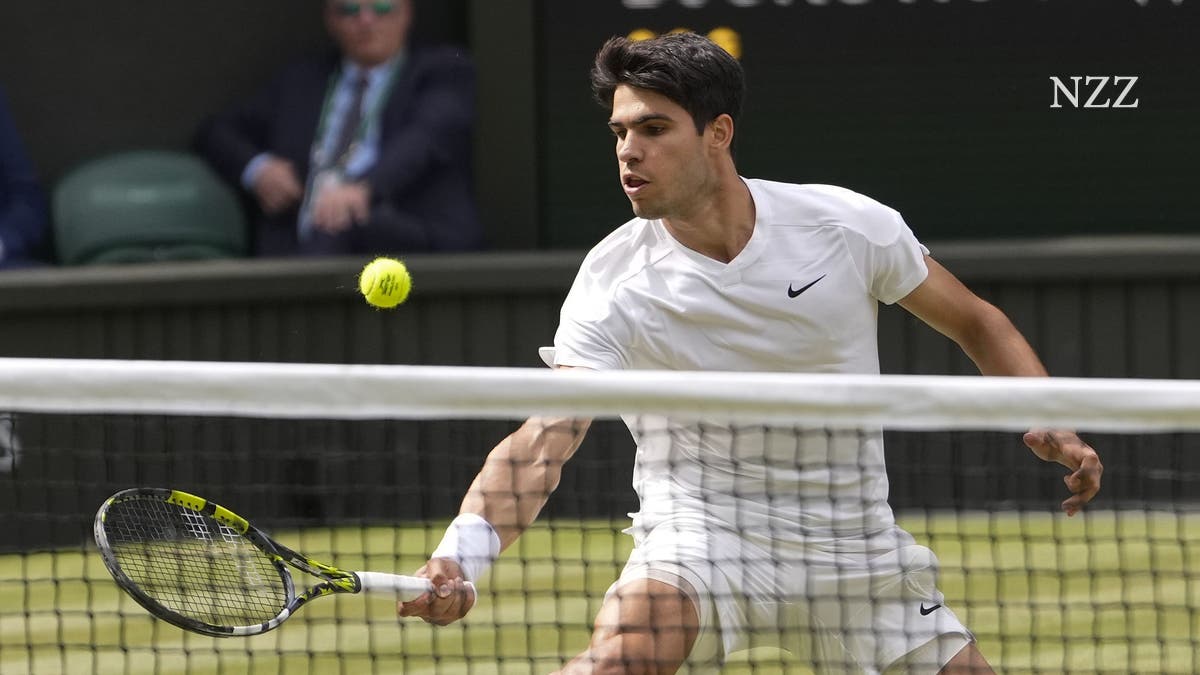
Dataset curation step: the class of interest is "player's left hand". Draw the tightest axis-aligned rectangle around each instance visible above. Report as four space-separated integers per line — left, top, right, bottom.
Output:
1023 429 1103 517
312 181 370 233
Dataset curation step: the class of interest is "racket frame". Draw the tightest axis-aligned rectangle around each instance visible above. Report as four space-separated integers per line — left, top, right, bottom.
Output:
94 487 435 637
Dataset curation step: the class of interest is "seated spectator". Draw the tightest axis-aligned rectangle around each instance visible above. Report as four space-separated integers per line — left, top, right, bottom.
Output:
0 85 49 270
198 0 482 257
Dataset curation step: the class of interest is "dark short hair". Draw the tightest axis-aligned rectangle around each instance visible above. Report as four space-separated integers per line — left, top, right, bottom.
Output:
590 32 745 135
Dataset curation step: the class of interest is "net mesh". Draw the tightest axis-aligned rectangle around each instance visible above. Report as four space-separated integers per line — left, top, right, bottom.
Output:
1 358 1199 674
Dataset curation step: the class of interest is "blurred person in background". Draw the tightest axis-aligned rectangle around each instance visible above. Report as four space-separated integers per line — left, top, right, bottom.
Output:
0 85 49 270
198 0 482 257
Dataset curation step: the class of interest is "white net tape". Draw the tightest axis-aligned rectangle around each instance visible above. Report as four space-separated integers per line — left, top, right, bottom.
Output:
0 357 1199 431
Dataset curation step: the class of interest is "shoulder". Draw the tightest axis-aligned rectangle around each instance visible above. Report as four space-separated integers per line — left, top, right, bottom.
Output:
747 179 908 246
562 218 668 317
576 218 667 289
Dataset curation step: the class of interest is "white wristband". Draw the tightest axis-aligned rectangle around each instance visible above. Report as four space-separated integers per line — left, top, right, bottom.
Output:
430 513 501 582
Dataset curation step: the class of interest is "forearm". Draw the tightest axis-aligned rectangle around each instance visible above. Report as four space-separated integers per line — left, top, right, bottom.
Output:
955 303 1048 378
460 416 591 550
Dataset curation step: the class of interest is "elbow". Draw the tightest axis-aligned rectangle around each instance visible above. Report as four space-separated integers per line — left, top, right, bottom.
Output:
955 301 1012 351
957 303 1043 376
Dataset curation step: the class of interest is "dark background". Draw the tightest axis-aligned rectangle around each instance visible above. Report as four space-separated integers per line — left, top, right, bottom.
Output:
539 0 1200 247
2 0 1197 252
0 0 468 185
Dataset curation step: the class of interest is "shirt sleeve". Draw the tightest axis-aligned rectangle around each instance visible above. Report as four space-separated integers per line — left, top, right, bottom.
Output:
870 211 929 305
840 194 929 305
549 260 631 371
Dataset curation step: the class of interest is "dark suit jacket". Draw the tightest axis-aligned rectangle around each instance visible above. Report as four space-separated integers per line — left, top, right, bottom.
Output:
198 45 482 256
0 86 48 268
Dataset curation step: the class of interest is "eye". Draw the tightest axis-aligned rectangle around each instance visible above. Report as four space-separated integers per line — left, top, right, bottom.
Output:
610 128 627 140
646 126 666 135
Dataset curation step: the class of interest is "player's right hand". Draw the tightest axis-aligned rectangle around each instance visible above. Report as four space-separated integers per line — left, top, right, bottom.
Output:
252 157 304 214
397 558 476 626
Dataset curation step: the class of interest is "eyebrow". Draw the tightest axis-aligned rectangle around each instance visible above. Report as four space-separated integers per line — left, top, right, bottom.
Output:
607 113 674 129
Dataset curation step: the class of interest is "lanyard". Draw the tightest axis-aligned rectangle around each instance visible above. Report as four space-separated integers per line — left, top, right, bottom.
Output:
310 56 403 172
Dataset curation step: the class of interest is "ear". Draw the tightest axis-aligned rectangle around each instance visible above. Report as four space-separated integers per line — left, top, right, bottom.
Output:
707 114 735 152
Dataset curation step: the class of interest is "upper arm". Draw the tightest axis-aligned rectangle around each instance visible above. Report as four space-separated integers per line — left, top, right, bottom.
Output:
899 255 1047 376
897 255 1004 345
549 362 595 437
509 365 594 457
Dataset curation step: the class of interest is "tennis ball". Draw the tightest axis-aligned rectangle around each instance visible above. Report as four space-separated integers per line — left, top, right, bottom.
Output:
358 257 411 309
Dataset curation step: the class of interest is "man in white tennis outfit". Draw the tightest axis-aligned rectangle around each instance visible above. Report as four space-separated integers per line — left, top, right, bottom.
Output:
400 33 1103 674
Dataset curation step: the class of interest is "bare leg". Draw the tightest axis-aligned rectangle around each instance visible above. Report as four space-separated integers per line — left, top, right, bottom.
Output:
552 578 700 675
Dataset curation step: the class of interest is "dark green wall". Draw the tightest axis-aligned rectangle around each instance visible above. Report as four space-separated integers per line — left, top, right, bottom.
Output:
0 1 1197 252
538 0 1200 247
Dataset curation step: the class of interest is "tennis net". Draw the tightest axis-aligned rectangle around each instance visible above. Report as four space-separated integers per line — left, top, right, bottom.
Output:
1 358 1198 674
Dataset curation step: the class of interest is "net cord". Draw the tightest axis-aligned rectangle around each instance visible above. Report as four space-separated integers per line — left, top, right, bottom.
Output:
0 357 1198 432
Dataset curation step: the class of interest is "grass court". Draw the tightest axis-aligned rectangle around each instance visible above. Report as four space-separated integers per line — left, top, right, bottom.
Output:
2 510 1197 674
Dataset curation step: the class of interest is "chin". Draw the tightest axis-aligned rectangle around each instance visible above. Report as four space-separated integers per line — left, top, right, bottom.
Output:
348 45 388 66
629 201 664 220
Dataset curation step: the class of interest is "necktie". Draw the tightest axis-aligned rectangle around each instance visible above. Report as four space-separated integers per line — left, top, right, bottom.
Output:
299 73 370 240
327 74 370 170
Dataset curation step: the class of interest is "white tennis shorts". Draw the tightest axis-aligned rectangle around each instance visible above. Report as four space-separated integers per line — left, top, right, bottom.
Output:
606 515 973 674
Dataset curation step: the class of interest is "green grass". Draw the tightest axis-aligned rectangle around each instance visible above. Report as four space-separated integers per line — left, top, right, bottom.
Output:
2 511 1198 674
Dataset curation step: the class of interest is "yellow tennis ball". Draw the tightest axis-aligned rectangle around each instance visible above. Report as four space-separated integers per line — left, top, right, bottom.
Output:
627 28 657 42
358 257 411 309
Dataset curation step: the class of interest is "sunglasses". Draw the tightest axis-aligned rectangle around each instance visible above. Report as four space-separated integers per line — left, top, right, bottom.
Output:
335 2 395 17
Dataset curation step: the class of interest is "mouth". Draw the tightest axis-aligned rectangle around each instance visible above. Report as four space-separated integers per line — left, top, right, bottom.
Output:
622 174 649 197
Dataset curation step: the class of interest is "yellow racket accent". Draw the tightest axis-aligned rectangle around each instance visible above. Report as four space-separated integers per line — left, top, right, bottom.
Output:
166 489 250 533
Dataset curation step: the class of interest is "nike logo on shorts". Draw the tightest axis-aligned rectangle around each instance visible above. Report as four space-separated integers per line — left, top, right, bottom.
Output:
920 603 942 616
787 275 826 298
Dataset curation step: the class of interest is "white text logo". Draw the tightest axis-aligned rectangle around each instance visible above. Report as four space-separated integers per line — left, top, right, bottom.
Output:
1049 76 1140 109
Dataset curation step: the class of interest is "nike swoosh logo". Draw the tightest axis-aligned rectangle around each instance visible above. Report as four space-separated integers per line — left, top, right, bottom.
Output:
787 275 826 298
920 603 942 616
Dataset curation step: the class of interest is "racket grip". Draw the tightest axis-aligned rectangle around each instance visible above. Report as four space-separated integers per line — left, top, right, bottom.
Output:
355 571 477 602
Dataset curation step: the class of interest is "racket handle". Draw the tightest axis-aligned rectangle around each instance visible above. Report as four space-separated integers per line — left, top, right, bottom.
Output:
355 571 477 602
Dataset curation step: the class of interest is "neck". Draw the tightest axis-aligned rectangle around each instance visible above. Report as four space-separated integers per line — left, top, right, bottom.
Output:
662 171 755 264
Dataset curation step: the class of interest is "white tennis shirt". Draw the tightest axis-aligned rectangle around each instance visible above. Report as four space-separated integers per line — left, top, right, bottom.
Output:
545 179 930 541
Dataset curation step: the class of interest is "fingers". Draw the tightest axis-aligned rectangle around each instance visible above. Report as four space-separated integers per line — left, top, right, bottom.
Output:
311 192 340 233
426 577 476 626
1025 429 1104 517
1022 429 1060 463
349 190 371 224
397 578 474 625
310 184 369 233
254 159 302 214
396 560 475 626
1061 451 1103 517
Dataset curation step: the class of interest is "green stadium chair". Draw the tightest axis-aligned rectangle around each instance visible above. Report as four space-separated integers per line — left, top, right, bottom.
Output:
52 150 248 265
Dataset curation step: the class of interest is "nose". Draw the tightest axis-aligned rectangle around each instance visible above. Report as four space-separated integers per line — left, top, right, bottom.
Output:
616 133 641 164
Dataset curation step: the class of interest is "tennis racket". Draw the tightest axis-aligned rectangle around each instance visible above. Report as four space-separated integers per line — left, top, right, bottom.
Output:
93 487 472 637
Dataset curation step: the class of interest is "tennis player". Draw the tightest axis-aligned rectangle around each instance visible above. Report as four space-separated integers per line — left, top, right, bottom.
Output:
401 33 1103 674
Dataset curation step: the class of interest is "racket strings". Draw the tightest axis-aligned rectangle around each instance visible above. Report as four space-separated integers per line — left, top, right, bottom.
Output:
103 498 288 627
